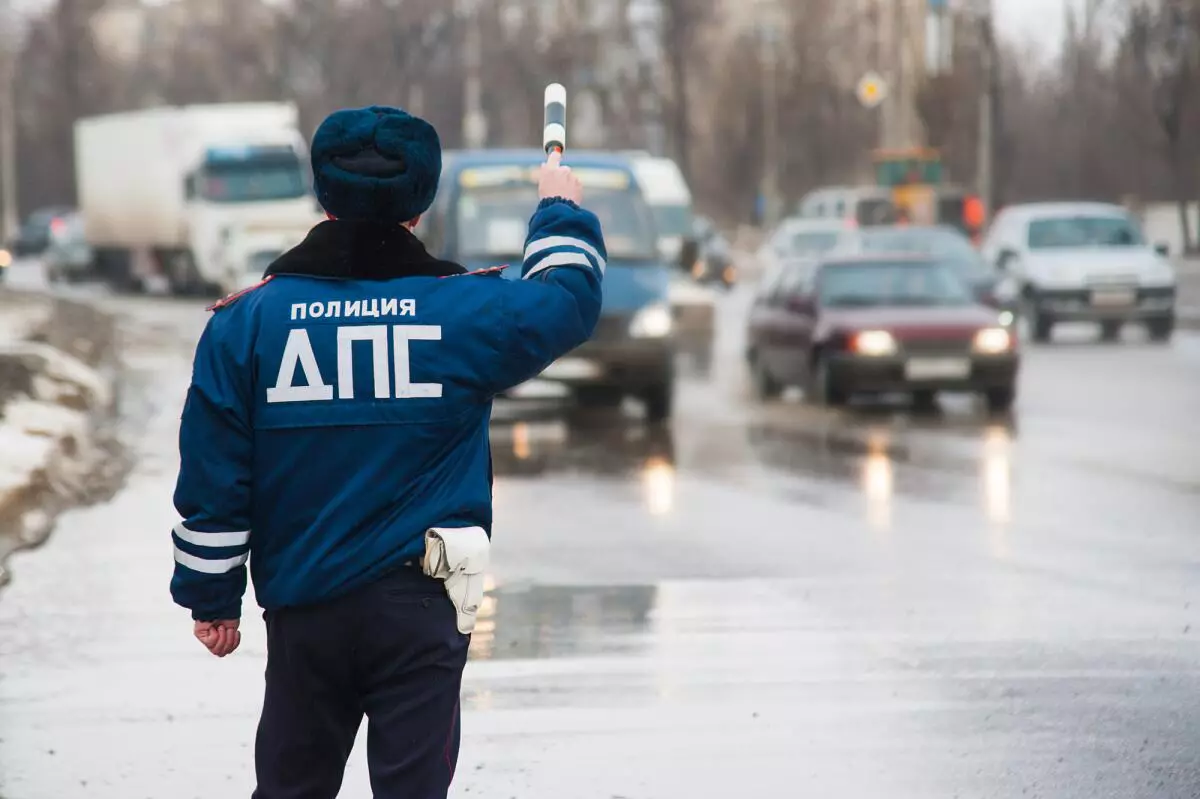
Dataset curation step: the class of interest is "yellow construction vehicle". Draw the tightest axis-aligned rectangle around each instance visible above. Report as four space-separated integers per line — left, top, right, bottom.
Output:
871 147 985 243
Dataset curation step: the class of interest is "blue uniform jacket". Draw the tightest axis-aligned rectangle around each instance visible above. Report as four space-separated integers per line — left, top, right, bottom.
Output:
171 198 606 620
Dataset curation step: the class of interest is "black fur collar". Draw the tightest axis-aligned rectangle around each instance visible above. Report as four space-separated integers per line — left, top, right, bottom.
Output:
265 219 465 280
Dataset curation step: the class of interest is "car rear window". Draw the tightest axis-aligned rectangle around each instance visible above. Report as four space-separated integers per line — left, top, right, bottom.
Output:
817 260 973 307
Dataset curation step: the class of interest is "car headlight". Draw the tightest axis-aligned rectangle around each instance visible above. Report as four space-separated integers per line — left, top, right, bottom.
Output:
973 327 1012 353
850 329 896 356
629 303 674 338
0 248 11 268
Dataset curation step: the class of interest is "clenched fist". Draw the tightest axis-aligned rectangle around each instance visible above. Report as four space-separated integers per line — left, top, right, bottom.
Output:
194 618 241 657
537 150 582 205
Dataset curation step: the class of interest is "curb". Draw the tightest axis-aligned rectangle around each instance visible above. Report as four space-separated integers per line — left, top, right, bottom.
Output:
0 294 131 590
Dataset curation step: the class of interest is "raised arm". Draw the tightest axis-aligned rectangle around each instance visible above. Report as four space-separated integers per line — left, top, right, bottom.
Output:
484 153 606 393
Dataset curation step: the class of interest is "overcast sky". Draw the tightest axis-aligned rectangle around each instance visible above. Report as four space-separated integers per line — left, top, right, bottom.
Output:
995 0 1077 54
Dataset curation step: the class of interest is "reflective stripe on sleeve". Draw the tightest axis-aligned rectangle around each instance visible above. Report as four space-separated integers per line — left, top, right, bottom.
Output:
524 236 606 272
173 522 250 548
523 251 596 281
173 545 249 574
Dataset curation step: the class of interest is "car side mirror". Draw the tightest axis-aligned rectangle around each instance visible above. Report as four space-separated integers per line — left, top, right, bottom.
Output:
184 174 197 200
1155 242 1169 257
996 249 1017 271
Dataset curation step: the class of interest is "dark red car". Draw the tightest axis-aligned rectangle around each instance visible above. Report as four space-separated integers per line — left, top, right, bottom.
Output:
746 255 1019 412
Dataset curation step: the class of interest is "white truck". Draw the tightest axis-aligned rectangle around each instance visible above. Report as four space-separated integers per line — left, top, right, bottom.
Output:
74 102 323 296
625 153 716 375
626 153 695 264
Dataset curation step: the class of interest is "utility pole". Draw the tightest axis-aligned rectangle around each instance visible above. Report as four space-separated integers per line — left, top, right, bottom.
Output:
460 0 486 148
0 45 16 243
0 0 19 242
755 0 782 227
975 0 995 222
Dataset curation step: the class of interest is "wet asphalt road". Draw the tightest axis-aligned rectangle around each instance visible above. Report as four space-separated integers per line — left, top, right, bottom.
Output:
1 260 1199 798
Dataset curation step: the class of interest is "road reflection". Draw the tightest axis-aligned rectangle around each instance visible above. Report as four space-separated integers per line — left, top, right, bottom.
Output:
746 408 1017 528
489 416 675 480
467 581 658 662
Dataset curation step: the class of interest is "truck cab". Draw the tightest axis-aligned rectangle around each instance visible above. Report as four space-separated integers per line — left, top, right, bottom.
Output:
417 150 676 421
183 143 323 295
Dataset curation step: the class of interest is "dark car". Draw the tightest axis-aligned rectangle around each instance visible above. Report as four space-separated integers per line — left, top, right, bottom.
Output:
745 255 1019 412
845 224 1018 323
9 206 74 256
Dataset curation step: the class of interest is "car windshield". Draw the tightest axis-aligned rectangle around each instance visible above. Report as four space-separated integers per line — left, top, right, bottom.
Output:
199 155 308 203
817 260 974 308
455 179 658 261
650 204 693 238
857 227 992 279
1027 214 1144 249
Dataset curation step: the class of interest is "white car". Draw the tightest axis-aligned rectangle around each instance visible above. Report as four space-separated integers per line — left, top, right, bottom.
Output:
755 217 856 288
979 202 1176 342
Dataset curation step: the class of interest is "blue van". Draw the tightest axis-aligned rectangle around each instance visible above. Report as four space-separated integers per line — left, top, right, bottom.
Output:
417 149 676 420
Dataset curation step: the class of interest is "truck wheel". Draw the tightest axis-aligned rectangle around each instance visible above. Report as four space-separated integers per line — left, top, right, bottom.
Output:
911 389 939 412
1099 321 1122 342
985 385 1017 414
641 383 674 422
1147 316 1174 342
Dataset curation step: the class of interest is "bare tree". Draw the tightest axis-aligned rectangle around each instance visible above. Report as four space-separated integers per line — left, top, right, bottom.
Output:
1127 0 1200 250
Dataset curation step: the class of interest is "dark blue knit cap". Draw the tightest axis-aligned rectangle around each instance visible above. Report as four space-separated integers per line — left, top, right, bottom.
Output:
310 105 441 223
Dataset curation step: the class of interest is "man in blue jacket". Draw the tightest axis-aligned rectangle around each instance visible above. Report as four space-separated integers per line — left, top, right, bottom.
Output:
170 105 605 798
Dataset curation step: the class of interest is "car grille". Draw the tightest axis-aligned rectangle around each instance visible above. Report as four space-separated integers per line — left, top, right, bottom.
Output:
593 313 632 343
898 337 973 355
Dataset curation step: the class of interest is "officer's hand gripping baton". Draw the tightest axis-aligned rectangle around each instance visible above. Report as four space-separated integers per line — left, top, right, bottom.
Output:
543 83 567 156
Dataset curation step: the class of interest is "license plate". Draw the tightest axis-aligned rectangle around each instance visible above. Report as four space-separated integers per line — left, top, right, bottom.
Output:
1090 288 1135 306
904 357 970 380
541 357 603 380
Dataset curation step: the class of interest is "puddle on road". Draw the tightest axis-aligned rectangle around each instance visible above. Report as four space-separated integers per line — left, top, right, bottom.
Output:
468 580 657 662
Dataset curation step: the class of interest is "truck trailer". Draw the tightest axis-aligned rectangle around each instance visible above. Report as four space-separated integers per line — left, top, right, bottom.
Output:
74 102 322 295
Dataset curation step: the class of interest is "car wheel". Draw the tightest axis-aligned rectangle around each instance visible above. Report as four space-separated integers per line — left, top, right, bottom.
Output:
985 385 1017 414
808 354 846 407
1099 321 1122 342
1147 316 1174 342
575 386 624 409
641 383 673 422
1030 311 1053 343
749 352 782 401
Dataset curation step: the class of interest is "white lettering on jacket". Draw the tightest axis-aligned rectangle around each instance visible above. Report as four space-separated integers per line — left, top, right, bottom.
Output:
291 299 417 321
266 324 442 404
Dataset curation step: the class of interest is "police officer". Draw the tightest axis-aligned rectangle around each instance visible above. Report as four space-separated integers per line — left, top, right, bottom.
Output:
169 105 606 798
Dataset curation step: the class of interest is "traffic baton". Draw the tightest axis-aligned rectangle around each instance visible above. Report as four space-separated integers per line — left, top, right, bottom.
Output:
543 83 566 155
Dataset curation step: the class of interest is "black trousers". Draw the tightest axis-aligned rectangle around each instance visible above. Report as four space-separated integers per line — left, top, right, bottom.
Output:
252 567 470 799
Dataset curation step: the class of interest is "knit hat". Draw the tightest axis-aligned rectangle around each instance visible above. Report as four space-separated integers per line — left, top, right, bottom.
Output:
310 105 441 223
